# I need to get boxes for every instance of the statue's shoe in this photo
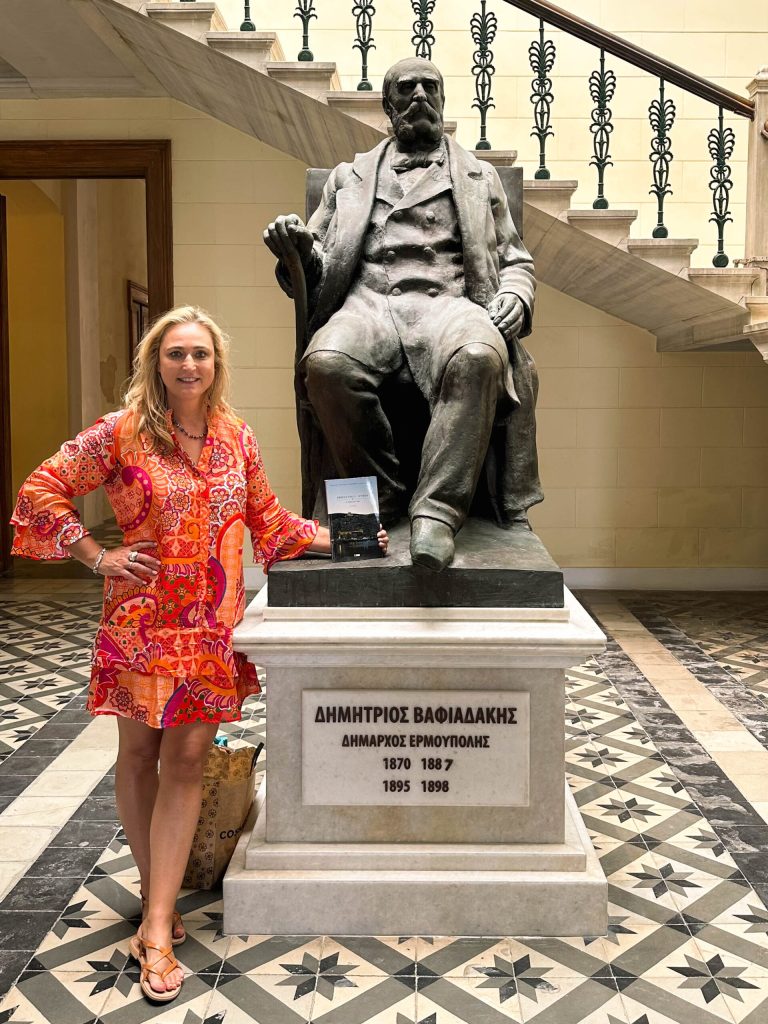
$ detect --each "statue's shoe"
[410,517,455,572]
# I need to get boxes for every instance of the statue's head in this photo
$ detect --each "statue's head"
[382,58,445,149]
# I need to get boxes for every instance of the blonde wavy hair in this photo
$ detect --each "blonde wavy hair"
[123,305,233,451]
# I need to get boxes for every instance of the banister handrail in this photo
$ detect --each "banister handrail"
[500,0,755,119]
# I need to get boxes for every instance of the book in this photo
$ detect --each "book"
[325,476,383,563]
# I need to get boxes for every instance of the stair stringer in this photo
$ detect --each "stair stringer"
[93,0,384,166]
[524,203,750,351]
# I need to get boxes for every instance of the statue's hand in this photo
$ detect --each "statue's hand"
[263,214,314,266]
[488,293,525,342]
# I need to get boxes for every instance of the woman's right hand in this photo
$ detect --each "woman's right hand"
[97,542,161,584]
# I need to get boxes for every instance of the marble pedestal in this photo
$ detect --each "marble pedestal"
[225,589,607,937]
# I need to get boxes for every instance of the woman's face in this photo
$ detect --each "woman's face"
[158,323,216,406]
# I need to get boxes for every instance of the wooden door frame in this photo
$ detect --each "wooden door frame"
[0,196,10,574]
[0,140,173,319]
[0,140,173,575]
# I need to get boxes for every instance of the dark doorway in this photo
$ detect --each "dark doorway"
[0,141,173,577]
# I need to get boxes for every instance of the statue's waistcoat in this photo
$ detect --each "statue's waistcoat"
[353,157,465,301]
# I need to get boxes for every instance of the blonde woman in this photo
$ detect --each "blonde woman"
[11,306,388,1003]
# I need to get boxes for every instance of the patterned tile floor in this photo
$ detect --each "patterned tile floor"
[0,582,767,1024]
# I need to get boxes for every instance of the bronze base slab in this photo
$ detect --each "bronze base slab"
[267,518,564,608]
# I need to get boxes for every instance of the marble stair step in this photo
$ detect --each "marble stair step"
[145,1,227,41]
[686,267,764,304]
[266,61,341,100]
[626,238,699,276]
[744,295,768,322]
[326,90,388,130]
[206,31,284,69]
[523,179,578,219]
[565,208,638,249]
[743,320,768,360]
[474,150,518,167]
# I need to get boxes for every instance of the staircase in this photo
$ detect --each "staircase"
[117,1,768,357]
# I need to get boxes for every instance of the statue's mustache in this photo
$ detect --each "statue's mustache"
[403,100,438,121]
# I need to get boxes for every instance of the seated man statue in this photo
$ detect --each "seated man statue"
[265,57,541,572]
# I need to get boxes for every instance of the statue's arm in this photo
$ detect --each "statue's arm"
[273,166,344,301]
[488,166,536,339]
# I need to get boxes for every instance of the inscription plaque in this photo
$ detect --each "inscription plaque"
[302,689,530,807]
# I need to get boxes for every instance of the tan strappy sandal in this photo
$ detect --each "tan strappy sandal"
[129,932,184,1003]
[139,892,186,946]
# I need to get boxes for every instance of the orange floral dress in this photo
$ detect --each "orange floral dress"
[11,409,317,728]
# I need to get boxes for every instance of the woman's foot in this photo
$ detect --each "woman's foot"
[139,891,186,945]
[132,922,184,1000]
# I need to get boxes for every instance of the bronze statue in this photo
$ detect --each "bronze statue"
[265,57,541,572]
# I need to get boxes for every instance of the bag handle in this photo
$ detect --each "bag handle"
[250,742,264,773]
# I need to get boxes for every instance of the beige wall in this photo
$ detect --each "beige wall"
[526,286,768,569]
[218,0,765,267]
[1,89,766,571]
[3,180,69,494]
[96,179,147,411]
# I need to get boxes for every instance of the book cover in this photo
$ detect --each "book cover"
[325,476,383,563]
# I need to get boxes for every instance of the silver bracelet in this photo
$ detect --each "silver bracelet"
[91,548,107,575]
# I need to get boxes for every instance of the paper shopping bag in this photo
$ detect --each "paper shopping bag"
[183,742,261,890]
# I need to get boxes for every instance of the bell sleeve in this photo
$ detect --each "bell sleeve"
[10,413,121,560]
[242,423,318,571]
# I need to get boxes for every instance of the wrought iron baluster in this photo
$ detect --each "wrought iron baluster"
[648,79,676,237]
[471,1,497,151]
[240,1,255,31]
[708,106,735,267]
[588,49,616,209]
[528,19,556,180]
[294,0,317,62]
[353,1,376,91]
[411,1,436,61]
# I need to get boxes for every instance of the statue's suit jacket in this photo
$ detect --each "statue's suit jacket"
[282,135,543,524]
[302,136,536,342]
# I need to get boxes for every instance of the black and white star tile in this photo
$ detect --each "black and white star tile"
[0,586,768,1023]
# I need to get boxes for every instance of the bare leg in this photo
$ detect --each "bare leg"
[115,718,162,901]
[140,720,217,994]
[114,719,185,943]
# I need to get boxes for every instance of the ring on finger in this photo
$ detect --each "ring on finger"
[128,551,139,563]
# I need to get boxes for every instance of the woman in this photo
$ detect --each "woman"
[11,306,387,1003]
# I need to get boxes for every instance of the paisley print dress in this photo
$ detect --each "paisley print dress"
[11,409,317,728]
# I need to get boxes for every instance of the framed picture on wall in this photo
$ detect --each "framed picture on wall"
[127,280,149,368]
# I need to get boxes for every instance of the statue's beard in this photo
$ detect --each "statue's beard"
[390,103,443,149]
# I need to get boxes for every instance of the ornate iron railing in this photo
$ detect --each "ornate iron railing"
[353,0,377,91]
[648,79,676,239]
[528,19,555,179]
[588,50,616,210]
[234,0,756,266]
[294,1,317,62]
[411,1,436,61]
[239,0,255,32]
[708,107,736,267]
[470,1,497,151]
[500,0,754,265]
